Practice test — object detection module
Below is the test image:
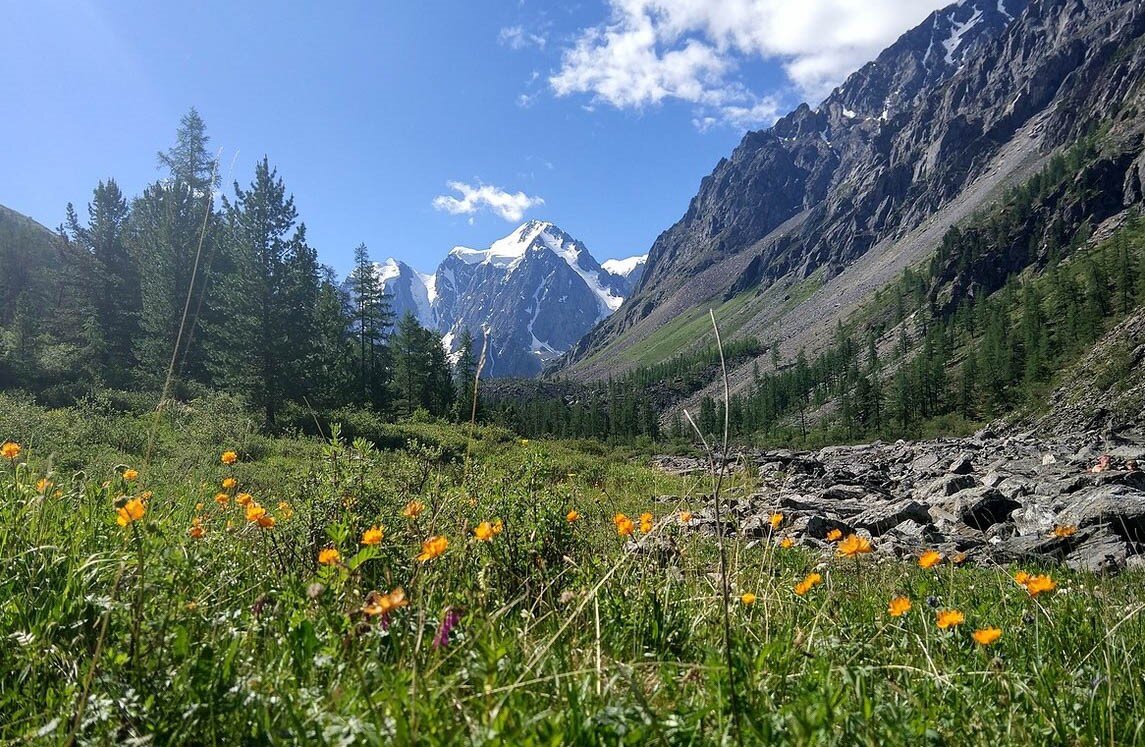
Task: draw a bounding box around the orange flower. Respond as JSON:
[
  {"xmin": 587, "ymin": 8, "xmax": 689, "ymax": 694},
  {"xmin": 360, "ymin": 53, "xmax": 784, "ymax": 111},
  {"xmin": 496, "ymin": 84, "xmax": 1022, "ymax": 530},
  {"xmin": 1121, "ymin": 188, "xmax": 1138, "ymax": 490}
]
[
  {"xmin": 836, "ymin": 534, "xmax": 872, "ymax": 557},
  {"xmin": 918, "ymin": 550, "xmax": 942, "ymax": 569},
  {"xmin": 318, "ymin": 548, "xmax": 341, "ymax": 566},
  {"xmin": 361, "ymin": 526, "xmax": 384, "ymax": 545},
  {"xmin": 362, "ymin": 588, "xmax": 408, "ymax": 616},
  {"xmin": 614, "ymin": 513, "xmax": 635, "ymax": 537},
  {"xmin": 474, "ymin": 521, "xmax": 495, "ymax": 542},
  {"xmin": 780, "ymin": 537, "xmax": 795, "ymax": 549},
  {"xmin": 116, "ymin": 497, "xmax": 146, "ymax": 527},
  {"xmin": 972, "ymin": 627, "xmax": 1002, "ymax": 646},
  {"xmin": 1025, "ymin": 574, "xmax": 1057, "ymax": 596},
  {"xmin": 640, "ymin": 512, "xmax": 654, "ymax": 533},
  {"xmin": 121, "ymin": 468, "xmax": 139, "ymax": 482},
  {"xmin": 214, "ymin": 492, "xmax": 229, "ymax": 505},
  {"xmin": 567, "ymin": 510, "xmax": 581, "ymax": 523},
  {"xmin": 936, "ymin": 609, "xmax": 965, "ymax": 629},
  {"xmin": 679, "ymin": 511, "xmax": 693, "ymax": 524},
  {"xmin": 769, "ymin": 513, "xmax": 784, "ymax": 529},
  {"xmin": 740, "ymin": 593, "xmax": 757, "ymax": 605},
  {"xmin": 188, "ymin": 517, "xmax": 205, "ymax": 539},
  {"xmin": 36, "ymin": 478, "xmax": 51, "ymax": 494},
  {"xmin": 277, "ymin": 501, "xmax": 293, "ymax": 520},
  {"xmin": 1052, "ymin": 525, "xmax": 1077, "ymax": 538},
  {"xmin": 222, "ymin": 477, "xmax": 237, "ymax": 490},
  {"xmin": 826, "ymin": 528, "xmax": 843, "ymax": 542},
  {"xmin": 794, "ymin": 572, "xmax": 822, "ymax": 596},
  {"xmin": 1, "ymin": 441, "xmax": 21, "ymax": 460},
  {"xmin": 402, "ymin": 500, "xmax": 425, "ymax": 519},
  {"xmin": 492, "ymin": 519, "xmax": 503, "ymax": 535},
  {"xmin": 256, "ymin": 514, "xmax": 275, "ymax": 529},
  {"xmin": 245, "ymin": 503, "xmax": 267, "ymax": 523},
  {"xmin": 888, "ymin": 596, "xmax": 912, "ymax": 617},
  {"xmin": 1013, "ymin": 571, "xmax": 1031, "ymax": 587},
  {"xmin": 236, "ymin": 492, "xmax": 253, "ymax": 507},
  {"xmin": 220, "ymin": 450, "xmax": 238, "ymax": 465},
  {"xmin": 417, "ymin": 535, "xmax": 449, "ymax": 562}
]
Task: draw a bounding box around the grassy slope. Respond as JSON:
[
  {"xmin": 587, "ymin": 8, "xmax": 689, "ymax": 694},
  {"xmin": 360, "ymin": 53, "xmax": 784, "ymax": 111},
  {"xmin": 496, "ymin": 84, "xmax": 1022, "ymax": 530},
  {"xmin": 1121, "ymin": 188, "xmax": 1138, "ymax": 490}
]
[{"xmin": 1, "ymin": 393, "xmax": 1143, "ymax": 744}]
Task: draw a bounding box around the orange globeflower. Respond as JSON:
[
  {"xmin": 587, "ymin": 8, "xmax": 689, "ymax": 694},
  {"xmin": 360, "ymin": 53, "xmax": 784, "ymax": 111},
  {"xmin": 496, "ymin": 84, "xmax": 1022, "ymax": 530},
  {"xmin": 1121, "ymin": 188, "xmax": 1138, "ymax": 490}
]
[
  {"xmin": 936, "ymin": 609, "xmax": 965, "ymax": 629},
  {"xmin": 1025, "ymin": 574, "xmax": 1057, "ymax": 596},
  {"xmin": 256, "ymin": 514, "xmax": 275, "ymax": 529},
  {"xmin": 236, "ymin": 493, "xmax": 253, "ymax": 507},
  {"xmin": 492, "ymin": 519, "xmax": 504, "ymax": 535},
  {"xmin": 363, "ymin": 588, "xmax": 408, "ymax": 616},
  {"xmin": 740, "ymin": 593, "xmax": 757, "ymax": 606},
  {"xmin": 1013, "ymin": 571, "xmax": 1031, "ymax": 587},
  {"xmin": 214, "ymin": 492, "xmax": 229, "ymax": 505},
  {"xmin": 918, "ymin": 550, "xmax": 943, "ymax": 569},
  {"xmin": 566, "ymin": 510, "xmax": 581, "ymax": 523},
  {"xmin": 222, "ymin": 477, "xmax": 237, "ymax": 491},
  {"xmin": 794, "ymin": 572, "xmax": 823, "ymax": 596},
  {"xmin": 837, "ymin": 534, "xmax": 872, "ymax": 557},
  {"xmin": 245, "ymin": 503, "xmax": 267, "ymax": 523},
  {"xmin": 614, "ymin": 513, "xmax": 635, "ymax": 537},
  {"xmin": 221, "ymin": 450, "xmax": 238, "ymax": 465},
  {"xmin": 474, "ymin": 521, "xmax": 495, "ymax": 542},
  {"xmin": 122, "ymin": 468, "xmax": 139, "ymax": 483},
  {"xmin": 1, "ymin": 441, "xmax": 21, "ymax": 460},
  {"xmin": 1052, "ymin": 525, "xmax": 1077, "ymax": 538},
  {"xmin": 417, "ymin": 536, "xmax": 449, "ymax": 562},
  {"xmin": 640, "ymin": 512, "xmax": 654, "ymax": 533},
  {"xmin": 188, "ymin": 517, "xmax": 205, "ymax": 539},
  {"xmin": 361, "ymin": 526, "xmax": 384, "ymax": 546},
  {"xmin": 318, "ymin": 548, "xmax": 341, "ymax": 566},
  {"xmin": 826, "ymin": 529, "xmax": 843, "ymax": 542},
  {"xmin": 888, "ymin": 596, "xmax": 912, "ymax": 617},
  {"xmin": 116, "ymin": 497, "xmax": 146, "ymax": 527},
  {"xmin": 36, "ymin": 478, "xmax": 51, "ymax": 494},
  {"xmin": 972, "ymin": 627, "xmax": 1002, "ymax": 646},
  {"xmin": 769, "ymin": 513, "xmax": 784, "ymax": 529},
  {"xmin": 780, "ymin": 537, "xmax": 795, "ymax": 549},
  {"xmin": 402, "ymin": 501, "xmax": 425, "ymax": 519},
  {"xmin": 679, "ymin": 511, "xmax": 693, "ymax": 524}
]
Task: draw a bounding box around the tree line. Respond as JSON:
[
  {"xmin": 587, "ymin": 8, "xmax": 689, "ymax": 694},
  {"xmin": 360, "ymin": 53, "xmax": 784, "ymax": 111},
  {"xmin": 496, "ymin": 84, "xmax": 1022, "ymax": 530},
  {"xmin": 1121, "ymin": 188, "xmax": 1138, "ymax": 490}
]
[{"xmin": 0, "ymin": 110, "xmax": 473, "ymax": 427}]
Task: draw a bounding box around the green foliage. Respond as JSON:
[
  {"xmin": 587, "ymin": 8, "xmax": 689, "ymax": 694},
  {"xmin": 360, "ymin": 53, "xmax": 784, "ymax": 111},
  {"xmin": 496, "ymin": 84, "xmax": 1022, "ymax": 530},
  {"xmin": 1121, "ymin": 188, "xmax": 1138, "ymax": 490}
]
[{"xmin": 1, "ymin": 405, "xmax": 1143, "ymax": 744}]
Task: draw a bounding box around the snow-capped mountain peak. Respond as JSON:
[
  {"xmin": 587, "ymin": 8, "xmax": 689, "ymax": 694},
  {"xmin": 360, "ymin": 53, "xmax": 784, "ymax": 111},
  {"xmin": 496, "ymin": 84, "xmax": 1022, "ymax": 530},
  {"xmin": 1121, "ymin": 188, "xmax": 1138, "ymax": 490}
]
[
  {"xmin": 602, "ymin": 254, "xmax": 647, "ymax": 279},
  {"xmin": 370, "ymin": 221, "xmax": 639, "ymax": 377}
]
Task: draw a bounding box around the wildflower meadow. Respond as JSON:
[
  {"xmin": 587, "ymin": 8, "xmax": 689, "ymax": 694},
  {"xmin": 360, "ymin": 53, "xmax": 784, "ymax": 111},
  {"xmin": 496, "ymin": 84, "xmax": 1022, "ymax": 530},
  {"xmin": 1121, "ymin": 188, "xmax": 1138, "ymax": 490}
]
[{"xmin": 1, "ymin": 392, "xmax": 1143, "ymax": 744}]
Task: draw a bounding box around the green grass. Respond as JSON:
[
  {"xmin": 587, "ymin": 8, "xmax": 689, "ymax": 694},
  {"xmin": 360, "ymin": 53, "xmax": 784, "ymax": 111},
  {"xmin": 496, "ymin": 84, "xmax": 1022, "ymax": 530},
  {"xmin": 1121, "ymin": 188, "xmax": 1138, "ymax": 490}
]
[{"xmin": 2, "ymin": 395, "xmax": 1144, "ymax": 744}]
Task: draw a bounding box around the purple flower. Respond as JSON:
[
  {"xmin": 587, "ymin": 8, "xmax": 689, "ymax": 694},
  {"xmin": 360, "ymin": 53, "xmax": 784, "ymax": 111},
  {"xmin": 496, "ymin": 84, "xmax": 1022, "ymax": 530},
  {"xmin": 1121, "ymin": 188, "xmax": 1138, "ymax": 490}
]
[{"xmin": 433, "ymin": 608, "xmax": 461, "ymax": 649}]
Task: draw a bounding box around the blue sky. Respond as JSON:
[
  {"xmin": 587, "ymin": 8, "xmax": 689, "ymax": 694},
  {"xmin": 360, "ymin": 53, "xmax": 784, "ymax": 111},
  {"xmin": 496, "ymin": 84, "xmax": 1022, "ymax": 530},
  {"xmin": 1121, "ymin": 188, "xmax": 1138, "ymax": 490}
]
[{"xmin": 1, "ymin": 0, "xmax": 950, "ymax": 277}]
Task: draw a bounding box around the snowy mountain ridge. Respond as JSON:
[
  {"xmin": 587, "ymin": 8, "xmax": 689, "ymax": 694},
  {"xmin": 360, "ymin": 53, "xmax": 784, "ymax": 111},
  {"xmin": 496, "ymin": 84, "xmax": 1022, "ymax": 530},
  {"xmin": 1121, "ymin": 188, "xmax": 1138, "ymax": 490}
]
[{"xmin": 367, "ymin": 221, "xmax": 644, "ymax": 376}]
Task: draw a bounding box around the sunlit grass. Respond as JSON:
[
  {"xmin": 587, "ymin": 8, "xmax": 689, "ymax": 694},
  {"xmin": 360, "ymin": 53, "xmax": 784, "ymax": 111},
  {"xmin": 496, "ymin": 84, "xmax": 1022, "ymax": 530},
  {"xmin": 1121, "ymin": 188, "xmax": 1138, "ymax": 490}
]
[{"xmin": 1, "ymin": 396, "xmax": 1143, "ymax": 744}]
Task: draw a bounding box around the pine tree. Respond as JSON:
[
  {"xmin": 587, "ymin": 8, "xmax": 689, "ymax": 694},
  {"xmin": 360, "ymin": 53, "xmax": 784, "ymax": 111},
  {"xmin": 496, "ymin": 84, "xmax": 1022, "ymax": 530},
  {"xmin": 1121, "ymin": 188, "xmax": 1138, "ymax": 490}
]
[
  {"xmin": 128, "ymin": 109, "xmax": 219, "ymax": 387},
  {"xmin": 453, "ymin": 328, "xmax": 478, "ymax": 422},
  {"xmin": 346, "ymin": 244, "xmax": 393, "ymax": 407},
  {"xmin": 210, "ymin": 157, "xmax": 311, "ymax": 426}
]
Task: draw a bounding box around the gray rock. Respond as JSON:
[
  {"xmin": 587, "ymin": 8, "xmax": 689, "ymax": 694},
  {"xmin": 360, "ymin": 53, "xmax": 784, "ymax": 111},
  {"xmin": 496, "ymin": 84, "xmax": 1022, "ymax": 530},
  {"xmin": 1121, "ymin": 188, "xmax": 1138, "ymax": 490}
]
[
  {"xmin": 921, "ymin": 473, "xmax": 978, "ymax": 499},
  {"xmin": 936, "ymin": 487, "xmax": 1021, "ymax": 530},
  {"xmin": 852, "ymin": 500, "xmax": 932, "ymax": 536}
]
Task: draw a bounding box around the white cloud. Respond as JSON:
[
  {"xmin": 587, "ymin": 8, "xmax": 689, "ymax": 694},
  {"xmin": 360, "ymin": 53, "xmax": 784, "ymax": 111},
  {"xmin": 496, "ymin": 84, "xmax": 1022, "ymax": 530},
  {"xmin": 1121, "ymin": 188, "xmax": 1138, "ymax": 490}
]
[
  {"xmin": 432, "ymin": 181, "xmax": 545, "ymax": 223},
  {"xmin": 551, "ymin": 0, "xmax": 951, "ymax": 128},
  {"xmin": 499, "ymin": 25, "xmax": 548, "ymax": 50}
]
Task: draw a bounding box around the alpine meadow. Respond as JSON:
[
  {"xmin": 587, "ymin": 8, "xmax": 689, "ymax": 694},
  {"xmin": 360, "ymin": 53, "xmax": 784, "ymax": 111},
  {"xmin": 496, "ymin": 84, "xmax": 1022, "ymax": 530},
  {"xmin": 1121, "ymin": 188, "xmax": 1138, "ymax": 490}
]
[{"xmin": 4, "ymin": 1, "xmax": 1145, "ymax": 745}]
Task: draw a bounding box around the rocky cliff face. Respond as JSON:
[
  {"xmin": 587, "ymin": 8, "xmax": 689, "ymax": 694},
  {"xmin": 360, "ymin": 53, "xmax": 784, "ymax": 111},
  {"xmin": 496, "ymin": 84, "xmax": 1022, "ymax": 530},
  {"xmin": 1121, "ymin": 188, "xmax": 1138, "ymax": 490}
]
[
  {"xmin": 563, "ymin": 0, "xmax": 1145, "ymax": 380},
  {"xmin": 372, "ymin": 222, "xmax": 645, "ymax": 377}
]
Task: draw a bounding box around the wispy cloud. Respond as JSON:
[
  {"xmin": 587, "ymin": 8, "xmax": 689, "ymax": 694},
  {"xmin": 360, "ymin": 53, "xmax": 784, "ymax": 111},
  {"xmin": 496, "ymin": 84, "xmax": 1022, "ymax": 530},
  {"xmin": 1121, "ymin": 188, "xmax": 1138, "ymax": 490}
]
[
  {"xmin": 550, "ymin": 0, "xmax": 951, "ymax": 129},
  {"xmin": 432, "ymin": 181, "xmax": 545, "ymax": 223},
  {"xmin": 499, "ymin": 25, "xmax": 548, "ymax": 50}
]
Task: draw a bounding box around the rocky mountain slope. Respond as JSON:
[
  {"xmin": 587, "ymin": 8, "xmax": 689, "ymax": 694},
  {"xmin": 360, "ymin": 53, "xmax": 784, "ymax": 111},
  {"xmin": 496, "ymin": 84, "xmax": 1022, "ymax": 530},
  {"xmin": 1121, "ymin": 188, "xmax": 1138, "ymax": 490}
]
[
  {"xmin": 561, "ymin": 0, "xmax": 1145, "ymax": 389},
  {"xmin": 372, "ymin": 221, "xmax": 645, "ymax": 376}
]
